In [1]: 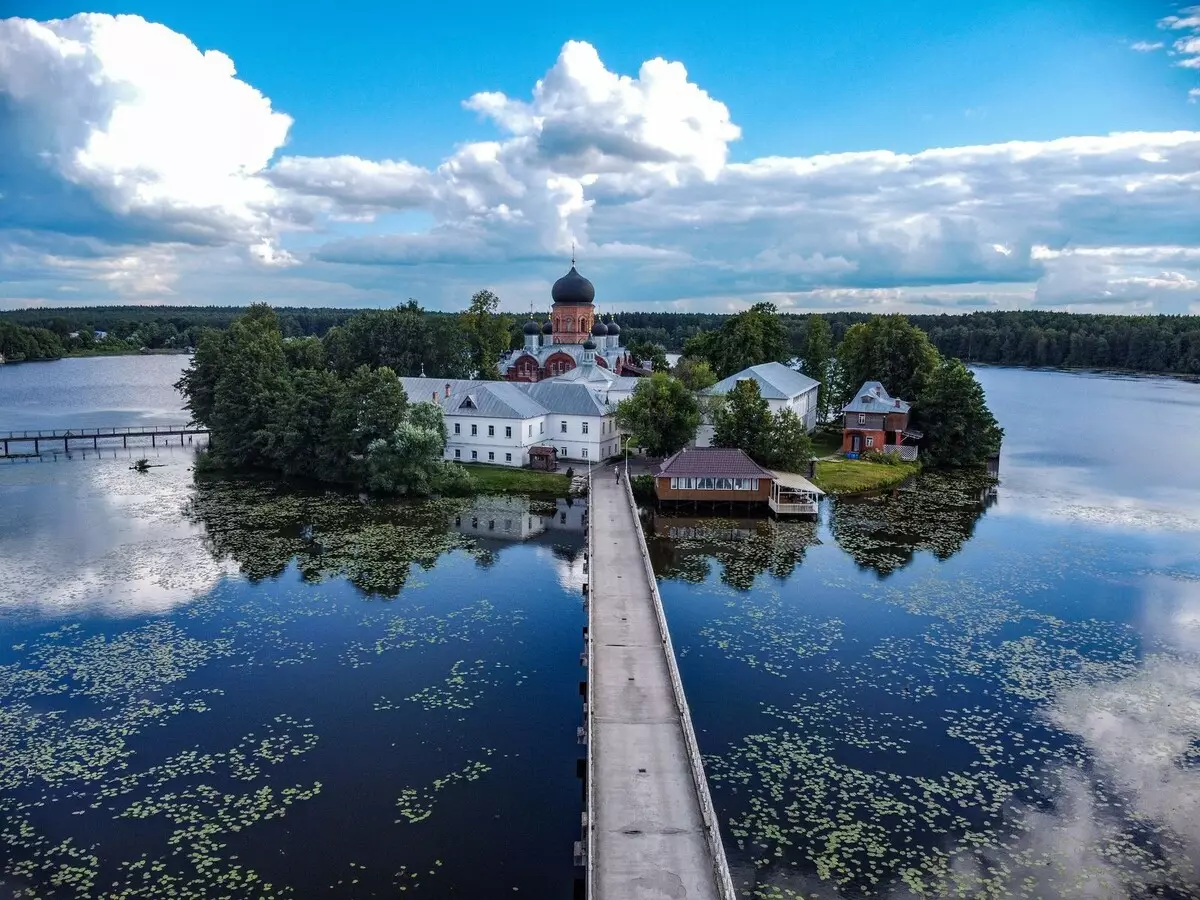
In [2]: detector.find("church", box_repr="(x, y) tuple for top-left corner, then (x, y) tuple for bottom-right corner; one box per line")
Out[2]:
(498, 264), (636, 382)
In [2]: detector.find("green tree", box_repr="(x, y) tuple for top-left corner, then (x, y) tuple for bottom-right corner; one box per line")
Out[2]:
(835, 315), (939, 409)
(761, 409), (814, 472)
(262, 368), (348, 481)
(800, 314), (834, 421)
(628, 340), (669, 372)
(712, 379), (774, 462)
(682, 302), (789, 378)
(282, 336), (326, 370)
(460, 289), (511, 380)
(365, 402), (459, 495)
(615, 373), (701, 457)
(671, 357), (717, 391)
(916, 358), (1003, 468)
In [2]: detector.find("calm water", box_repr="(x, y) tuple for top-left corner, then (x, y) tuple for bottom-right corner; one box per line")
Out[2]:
(4, 358), (1200, 899)
(0, 357), (587, 898)
(651, 367), (1200, 899)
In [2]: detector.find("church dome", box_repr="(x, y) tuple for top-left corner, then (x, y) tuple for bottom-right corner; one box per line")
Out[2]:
(522, 319), (541, 335)
(591, 319), (608, 337)
(607, 319), (621, 336)
(542, 320), (553, 335)
(551, 266), (595, 305)
(582, 338), (597, 350)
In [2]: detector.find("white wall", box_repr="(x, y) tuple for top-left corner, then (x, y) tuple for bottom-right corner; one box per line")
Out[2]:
(444, 414), (544, 467)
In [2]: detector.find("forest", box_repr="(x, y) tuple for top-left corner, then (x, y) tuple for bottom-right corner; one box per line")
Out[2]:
(3, 305), (1199, 375)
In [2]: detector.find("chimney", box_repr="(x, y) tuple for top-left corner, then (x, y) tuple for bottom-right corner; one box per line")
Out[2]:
(894, 399), (900, 408)
(444, 383), (451, 398)
(432, 392), (438, 403)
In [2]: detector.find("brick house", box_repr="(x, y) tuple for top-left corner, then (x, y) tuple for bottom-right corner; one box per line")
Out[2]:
(840, 381), (922, 460)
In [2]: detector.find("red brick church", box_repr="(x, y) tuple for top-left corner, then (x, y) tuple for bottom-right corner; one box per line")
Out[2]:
(498, 265), (636, 382)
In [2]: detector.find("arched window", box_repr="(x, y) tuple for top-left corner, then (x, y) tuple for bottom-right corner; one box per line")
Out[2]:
(554, 316), (560, 332)
(579, 316), (587, 332)
(566, 319), (574, 332)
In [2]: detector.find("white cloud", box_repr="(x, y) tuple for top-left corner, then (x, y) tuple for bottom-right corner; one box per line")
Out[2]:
(1159, 5), (1200, 71)
(1131, 40), (1165, 51)
(2, 15), (1200, 313)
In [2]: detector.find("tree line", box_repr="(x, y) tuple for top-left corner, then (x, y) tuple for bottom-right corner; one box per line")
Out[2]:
(6, 304), (1199, 375)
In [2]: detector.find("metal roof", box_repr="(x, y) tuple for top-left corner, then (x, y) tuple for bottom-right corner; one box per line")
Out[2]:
(842, 381), (911, 415)
(521, 381), (611, 417)
(400, 377), (484, 405)
(703, 362), (819, 401)
(443, 381), (548, 419)
(768, 470), (824, 495)
(657, 448), (774, 479)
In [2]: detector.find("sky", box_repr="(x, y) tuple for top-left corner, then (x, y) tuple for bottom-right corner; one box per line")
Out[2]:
(1, 1), (1199, 315)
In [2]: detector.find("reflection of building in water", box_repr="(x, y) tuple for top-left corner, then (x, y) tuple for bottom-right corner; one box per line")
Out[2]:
(453, 496), (587, 541)
(452, 496), (589, 594)
(648, 512), (820, 589)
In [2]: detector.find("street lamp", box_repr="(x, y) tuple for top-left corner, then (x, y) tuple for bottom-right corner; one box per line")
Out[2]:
(623, 434), (636, 480)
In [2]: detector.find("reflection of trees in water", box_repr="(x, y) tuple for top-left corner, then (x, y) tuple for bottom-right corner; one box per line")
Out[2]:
(830, 471), (995, 577)
(184, 477), (479, 597)
(649, 515), (821, 591)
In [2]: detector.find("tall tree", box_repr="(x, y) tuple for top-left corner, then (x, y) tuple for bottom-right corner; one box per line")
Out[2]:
(460, 289), (511, 380)
(835, 315), (939, 409)
(682, 302), (790, 378)
(615, 373), (701, 457)
(672, 357), (717, 391)
(712, 379), (774, 461)
(916, 358), (1004, 468)
(761, 409), (814, 472)
(628, 340), (670, 372)
(800, 314), (834, 422)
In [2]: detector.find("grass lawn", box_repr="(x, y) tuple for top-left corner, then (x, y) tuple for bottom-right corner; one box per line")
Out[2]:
(812, 458), (920, 495)
(459, 463), (570, 495)
(810, 428), (844, 458)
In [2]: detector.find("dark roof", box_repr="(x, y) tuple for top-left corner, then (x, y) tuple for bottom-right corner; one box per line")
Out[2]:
(551, 266), (595, 305)
(542, 320), (553, 334)
(591, 319), (608, 336)
(582, 338), (596, 350)
(606, 319), (620, 335)
(657, 448), (774, 479)
(523, 319), (541, 335)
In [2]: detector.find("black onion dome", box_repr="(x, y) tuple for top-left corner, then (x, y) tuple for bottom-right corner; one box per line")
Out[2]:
(582, 338), (597, 350)
(607, 319), (621, 336)
(523, 319), (541, 335)
(591, 319), (608, 337)
(551, 266), (595, 304)
(542, 320), (553, 335)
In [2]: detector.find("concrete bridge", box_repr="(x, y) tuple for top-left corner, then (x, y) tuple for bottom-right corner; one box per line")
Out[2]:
(581, 468), (735, 899)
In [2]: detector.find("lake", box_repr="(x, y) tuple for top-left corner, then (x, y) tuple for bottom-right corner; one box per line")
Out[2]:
(651, 366), (1200, 899)
(2, 357), (1199, 899)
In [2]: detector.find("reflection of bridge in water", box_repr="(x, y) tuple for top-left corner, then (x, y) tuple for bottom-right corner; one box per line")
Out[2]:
(581, 471), (735, 900)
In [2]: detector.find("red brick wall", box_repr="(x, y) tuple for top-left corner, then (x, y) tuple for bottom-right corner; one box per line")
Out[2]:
(841, 430), (887, 453)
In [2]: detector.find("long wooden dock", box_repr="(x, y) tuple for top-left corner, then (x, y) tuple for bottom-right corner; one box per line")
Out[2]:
(582, 469), (734, 900)
(1, 424), (208, 456)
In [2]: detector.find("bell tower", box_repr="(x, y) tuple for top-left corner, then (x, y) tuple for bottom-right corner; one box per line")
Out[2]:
(549, 262), (596, 346)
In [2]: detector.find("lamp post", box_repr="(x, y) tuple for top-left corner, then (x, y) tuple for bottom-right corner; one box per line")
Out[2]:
(623, 434), (636, 480)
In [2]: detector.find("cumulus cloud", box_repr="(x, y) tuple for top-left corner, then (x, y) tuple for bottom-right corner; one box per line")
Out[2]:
(2, 14), (1200, 312)
(1159, 5), (1200, 69)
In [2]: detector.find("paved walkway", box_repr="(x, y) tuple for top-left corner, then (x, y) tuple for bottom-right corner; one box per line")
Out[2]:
(588, 469), (727, 900)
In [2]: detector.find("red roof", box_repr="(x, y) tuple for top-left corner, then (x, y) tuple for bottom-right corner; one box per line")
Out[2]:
(657, 448), (774, 479)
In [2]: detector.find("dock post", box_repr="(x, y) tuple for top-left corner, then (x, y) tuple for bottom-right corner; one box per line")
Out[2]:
(151, 435), (156, 447)
(123, 435), (127, 448)
(180, 433), (184, 446)
(34, 438), (39, 454)
(93, 436), (98, 449)
(64, 436), (69, 451)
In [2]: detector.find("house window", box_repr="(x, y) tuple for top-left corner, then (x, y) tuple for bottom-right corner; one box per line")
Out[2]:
(560, 421), (567, 433)
(454, 449), (461, 459)
(866, 436), (874, 448)
(505, 453), (512, 462)
(505, 426), (512, 438)
(472, 450), (478, 460)
(561, 447), (568, 456)
(471, 424), (478, 436)
(454, 423), (461, 434)
(858, 413), (866, 425)
(582, 449), (588, 458)
(488, 451), (495, 461)
(540, 422), (544, 434)
(528, 425), (533, 437)
(488, 425), (494, 437)
(582, 422), (589, 434)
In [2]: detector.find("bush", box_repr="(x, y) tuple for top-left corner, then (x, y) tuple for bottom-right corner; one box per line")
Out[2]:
(862, 448), (907, 466)
(630, 474), (656, 504)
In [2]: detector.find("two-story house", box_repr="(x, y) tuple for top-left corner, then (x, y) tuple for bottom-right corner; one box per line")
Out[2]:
(694, 362), (820, 447)
(840, 381), (922, 460)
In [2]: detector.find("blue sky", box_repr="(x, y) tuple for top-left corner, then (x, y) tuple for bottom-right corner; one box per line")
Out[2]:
(2, 1), (1199, 313)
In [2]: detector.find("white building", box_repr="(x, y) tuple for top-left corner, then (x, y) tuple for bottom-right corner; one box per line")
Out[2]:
(401, 357), (624, 468)
(694, 362), (820, 447)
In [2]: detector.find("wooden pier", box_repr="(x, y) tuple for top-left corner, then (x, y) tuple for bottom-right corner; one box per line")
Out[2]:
(1, 424), (208, 457)
(581, 468), (734, 900)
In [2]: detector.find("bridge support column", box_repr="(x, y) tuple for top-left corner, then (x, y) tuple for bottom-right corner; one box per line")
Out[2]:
(64, 436), (69, 451)
(34, 439), (39, 454)
(151, 435), (156, 447)
(93, 436), (98, 449)
(123, 435), (127, 448)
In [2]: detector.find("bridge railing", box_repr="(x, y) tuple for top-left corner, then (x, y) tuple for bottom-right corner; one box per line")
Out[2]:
(621, 475), (737, 900)
(585, 467), (597, 899)
(1, 424), (205, 440)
